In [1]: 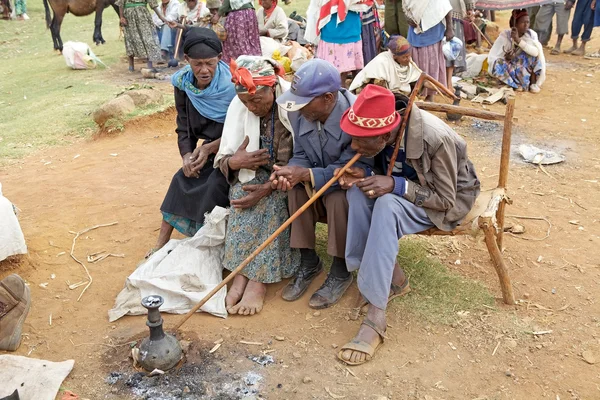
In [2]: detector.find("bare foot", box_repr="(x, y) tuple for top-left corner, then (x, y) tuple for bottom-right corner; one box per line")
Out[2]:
(339, 306), (386, 364)
(563, 46), (577, 54)
(572, 46), (586, 56)
(550, 46), (560, 55)
(230, 280), (267, 316)
(226, 275), (248, 313)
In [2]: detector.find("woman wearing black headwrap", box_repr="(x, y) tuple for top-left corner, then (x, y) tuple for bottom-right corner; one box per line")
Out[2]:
(147, 28), (237, 257)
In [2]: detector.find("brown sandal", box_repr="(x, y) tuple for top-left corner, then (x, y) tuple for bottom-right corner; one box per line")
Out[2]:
(337, 318), (386, 366)
(349, 278), (411, 321)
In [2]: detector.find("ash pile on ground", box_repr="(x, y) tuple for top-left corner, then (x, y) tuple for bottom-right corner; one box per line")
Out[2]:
(104, 340), (268, 400)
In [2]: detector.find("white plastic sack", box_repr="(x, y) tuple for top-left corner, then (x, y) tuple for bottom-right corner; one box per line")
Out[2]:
(0, 355), (74, 400)
(0, 183), (27, 262)
(442, 37), (463, 62)
(260, 36), (291, 59)
(62, 41), (105, 70)
(108, 207), (229, 322)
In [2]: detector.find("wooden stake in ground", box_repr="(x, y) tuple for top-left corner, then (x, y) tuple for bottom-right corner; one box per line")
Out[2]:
(172, 153), (362, 331)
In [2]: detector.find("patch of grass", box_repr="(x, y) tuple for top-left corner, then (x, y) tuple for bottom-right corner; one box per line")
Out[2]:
(391, 237), (494, 323)
(316, 224), (493, 323)
(0, 3), (172, 162)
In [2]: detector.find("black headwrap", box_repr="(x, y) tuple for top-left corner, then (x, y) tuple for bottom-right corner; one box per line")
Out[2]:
(183, 27), (222, 59)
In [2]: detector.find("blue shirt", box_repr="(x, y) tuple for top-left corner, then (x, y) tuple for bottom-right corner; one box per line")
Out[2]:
(321, 12), (362, 44)
(407, 22), (445, 48)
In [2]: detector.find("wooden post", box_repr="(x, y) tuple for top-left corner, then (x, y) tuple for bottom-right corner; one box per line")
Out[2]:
(414, 102), (505, 121)
(481, 220), (515, 305)
(172, 153), (362, 331)
(496, 97), (515, 250)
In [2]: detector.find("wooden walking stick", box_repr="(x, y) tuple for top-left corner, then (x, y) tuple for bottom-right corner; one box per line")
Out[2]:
(174, 28), (183, 60)
(386, 73), (459, 176)
(471, 21), (493, 47)
(172, 152), (363, 331)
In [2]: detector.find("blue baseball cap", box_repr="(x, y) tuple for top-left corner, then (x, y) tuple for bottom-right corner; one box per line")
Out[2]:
(277, 59), (342, 112)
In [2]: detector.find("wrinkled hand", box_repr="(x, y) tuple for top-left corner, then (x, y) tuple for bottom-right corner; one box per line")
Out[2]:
(120, 16), (128, 26)
(190, 145), (209, 173)
(182, 153), (198, 178)
(228, 136), (270, 171)
(211, 13), (220, 24)
(269, 165), (310, 191)
(334, 166), (366, 190)
(356, 176), (395, 199)
(230, 183), (272, 209)
(445, 27), (455, 41)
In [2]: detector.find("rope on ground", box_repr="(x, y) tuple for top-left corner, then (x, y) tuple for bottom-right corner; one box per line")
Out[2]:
(69, 222), (118, 301)
(505, 215), (551, 241)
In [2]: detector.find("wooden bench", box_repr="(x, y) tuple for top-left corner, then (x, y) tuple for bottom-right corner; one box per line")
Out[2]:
(414, 98), (516, 305)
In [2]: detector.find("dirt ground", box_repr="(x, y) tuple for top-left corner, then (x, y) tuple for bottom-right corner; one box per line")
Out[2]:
(2, 41), (600, 400)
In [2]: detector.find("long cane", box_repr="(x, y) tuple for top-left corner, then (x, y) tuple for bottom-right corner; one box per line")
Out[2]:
(174, 27), (183, 60)
(386, 73), (458, 176)
(172, 152), (362, 331)
(471, 21), (493, 47)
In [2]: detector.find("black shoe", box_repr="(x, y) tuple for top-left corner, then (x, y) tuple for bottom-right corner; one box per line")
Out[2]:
(308, 273), (353, 309)
(282, 260), (323, 301)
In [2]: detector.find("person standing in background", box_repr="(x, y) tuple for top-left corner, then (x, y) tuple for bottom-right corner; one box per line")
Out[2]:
(385, 0), (408, 37)
(216, 0), (262, 63)
(533, 1), (573, 54)
(565, 0), (595, 56)
(446, 0), (474, 89)
(404, 0), (452, 100)
(361, 3), (381, 65)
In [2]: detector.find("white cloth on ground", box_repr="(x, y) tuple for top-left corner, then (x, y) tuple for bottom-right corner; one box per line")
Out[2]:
(0, 355), (74, 400)
(487, 29), (546, 87)
(349, 51), (422, 94)
(0, 183), (27, 262)
(402, 0), (452, 33)
(257, 6), (289, 41)
(215, 77), (292, 184)
(108, 207), (229, 321)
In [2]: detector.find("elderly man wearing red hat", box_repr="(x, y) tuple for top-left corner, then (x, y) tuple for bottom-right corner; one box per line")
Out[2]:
(335, 84), (480, 365)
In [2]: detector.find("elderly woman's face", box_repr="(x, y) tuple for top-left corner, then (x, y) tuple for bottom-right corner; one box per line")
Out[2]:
(186, 55), (221, 89)
(393, 53), (411, 67)
(238, 87), (275, 117)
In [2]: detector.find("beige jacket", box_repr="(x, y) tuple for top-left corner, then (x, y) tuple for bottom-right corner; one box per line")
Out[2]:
(402, 106), (480, 231)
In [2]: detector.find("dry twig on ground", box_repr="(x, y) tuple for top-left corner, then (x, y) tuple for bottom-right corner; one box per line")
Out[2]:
(506, 215), (551, 241)
(69, 222), (118, 301)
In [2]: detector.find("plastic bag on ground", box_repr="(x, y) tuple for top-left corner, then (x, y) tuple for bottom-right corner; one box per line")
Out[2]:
(62, 41), (106, 70)
(108, 207), (229, 322)
(0, 183), (27, 262)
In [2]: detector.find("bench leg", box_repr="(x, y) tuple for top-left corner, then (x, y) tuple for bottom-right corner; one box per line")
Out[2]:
(482, 222), (516, 305)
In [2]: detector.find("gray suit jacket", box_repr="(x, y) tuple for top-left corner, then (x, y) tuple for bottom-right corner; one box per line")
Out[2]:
(287, 89), (371, 193)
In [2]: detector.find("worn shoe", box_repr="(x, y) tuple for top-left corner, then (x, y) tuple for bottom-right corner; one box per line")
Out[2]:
(282, 260), (323, 301)
(308, 273), (353, 309)
(0, 274), (31, 351)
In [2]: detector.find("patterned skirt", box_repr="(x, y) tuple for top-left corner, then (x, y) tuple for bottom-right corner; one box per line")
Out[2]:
(123, 6), (162, 61)
(223, 169), (300, 283)
(411, 40), (447, 96)
(317, 39), (364, 73)
(222, 8), (262, 64)
(492, 52), (542, 90)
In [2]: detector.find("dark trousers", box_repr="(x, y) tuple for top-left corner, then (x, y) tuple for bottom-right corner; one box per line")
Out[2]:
(571, 0), (594, 42)
(288, 186), (348, 258)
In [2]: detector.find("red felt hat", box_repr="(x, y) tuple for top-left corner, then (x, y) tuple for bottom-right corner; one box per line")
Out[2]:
(340, 84), (401, 137)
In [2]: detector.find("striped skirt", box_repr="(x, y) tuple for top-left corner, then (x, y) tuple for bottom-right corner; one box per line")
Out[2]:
(411, 40), (447, 96)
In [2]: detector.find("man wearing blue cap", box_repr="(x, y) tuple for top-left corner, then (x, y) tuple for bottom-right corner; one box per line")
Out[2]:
(271, 59), (369, 309)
